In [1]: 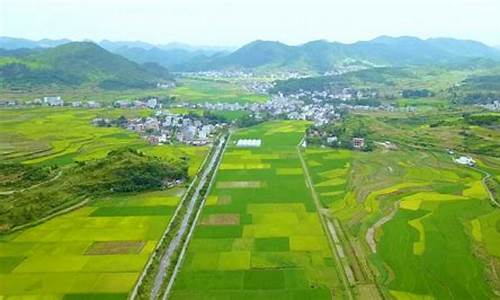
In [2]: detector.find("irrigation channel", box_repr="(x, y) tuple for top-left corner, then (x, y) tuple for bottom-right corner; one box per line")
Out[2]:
(297, 138), (385, 299)
(296, 139), (356, 300)
(133, 133), (229, 300)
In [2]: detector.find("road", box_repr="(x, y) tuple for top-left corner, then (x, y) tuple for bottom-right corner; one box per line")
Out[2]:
(150, 136), (227, 300)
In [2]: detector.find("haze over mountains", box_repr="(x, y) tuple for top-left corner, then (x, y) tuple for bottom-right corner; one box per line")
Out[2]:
(1, 35), (500, 89)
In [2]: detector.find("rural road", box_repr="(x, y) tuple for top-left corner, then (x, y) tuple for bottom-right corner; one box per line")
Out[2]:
(150, 136), (227, 300)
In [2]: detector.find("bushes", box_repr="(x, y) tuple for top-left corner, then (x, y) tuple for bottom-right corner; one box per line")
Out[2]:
(0, 162), (55, 190)
(73, 148), (187, 194)
(0, 148), (188, 232)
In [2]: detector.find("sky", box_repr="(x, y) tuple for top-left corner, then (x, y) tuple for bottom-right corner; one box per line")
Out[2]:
(1, 0), (499, 47)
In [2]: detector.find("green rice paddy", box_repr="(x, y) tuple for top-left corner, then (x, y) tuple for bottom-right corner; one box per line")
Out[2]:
(170, 121), (344, 299)
(0, 107), (209, 299)
(304, 146), (500, 299)
(0, 189), (183, 299)
(170, 79), (268, 104)
(0, 108), (207, 171)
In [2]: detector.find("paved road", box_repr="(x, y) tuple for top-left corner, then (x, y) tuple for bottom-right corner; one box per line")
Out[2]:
(150, 137), (227, 300)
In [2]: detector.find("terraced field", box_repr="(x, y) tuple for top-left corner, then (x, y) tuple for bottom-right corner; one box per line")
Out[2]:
(0, 108), (207, 171)
(304, 147), (500, 298)
(170, 121), (346, 299)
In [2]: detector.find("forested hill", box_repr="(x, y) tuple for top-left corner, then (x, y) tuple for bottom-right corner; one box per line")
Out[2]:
(175, 37), (500, 72)
(0, 42), (173, 90)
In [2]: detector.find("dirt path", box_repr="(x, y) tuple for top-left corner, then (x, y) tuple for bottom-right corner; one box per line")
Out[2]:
(365, 201), (400, 253)
(8, 197), (89, 233)
(0, 170), (63, 195)
(472, 166), (499, 208)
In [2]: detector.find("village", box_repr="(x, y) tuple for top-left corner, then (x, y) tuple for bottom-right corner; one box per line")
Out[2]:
(93, 109), (225, 146)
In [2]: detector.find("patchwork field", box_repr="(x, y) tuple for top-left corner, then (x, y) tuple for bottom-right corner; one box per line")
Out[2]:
(0, 189), (186, 299)
(170, 121), (345, 299)
(304, 147), (500, 298)
(0, 107), (209, 299)
(170, 78), (268, 104)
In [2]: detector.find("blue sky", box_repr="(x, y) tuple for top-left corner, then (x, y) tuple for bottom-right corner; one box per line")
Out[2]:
(1, 0), (499, 46)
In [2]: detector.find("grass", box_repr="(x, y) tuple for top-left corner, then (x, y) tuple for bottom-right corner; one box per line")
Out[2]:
(170, 121), (343, 299)
(170, 78), (268, 104)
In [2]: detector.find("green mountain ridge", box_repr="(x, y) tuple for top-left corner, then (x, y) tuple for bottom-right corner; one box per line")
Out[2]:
(176, 37), (500, 72)
(0, 42), (172, 90)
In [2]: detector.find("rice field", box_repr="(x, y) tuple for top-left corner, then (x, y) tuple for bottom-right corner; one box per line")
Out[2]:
(0, 107), (209, 299)
(0, 108), (207, 171)
(304, 146), (500, 298)
(170, 121), (345, 299)
(0, 189), (186, 299)
(170, 78), (268, 104)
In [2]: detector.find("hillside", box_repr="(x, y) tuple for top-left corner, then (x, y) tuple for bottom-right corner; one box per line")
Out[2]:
(176, 36), (500, 72)
(0, 148), (188, 232)
(0, 42), (173, 90)
(111, 46), (217, 69)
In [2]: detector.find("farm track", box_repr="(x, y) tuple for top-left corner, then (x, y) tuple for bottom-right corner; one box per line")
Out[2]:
(7, 196), (89, 233)
(297, 141), (355, 300)
(144, 135), (228, 300)
(0, 170), (63, 195)
(365, 201), (400, 254)
(472, 166), (500, 207)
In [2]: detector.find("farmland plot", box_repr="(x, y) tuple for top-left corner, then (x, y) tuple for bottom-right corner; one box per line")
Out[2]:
(170, 121), (344, 299)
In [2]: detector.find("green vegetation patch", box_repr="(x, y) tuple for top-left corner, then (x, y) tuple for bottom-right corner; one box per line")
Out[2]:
(0, 256), (25, 273)
(63, 293), (129, 300)
(89, 205), (175, 217)
(243, 269), (286, 290)
(254, 237), (290, 252)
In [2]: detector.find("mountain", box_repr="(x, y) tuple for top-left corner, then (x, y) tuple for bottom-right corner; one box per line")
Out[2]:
(0, 42), (172, 89)
(175, 36), (500, 72)
(0, 37), (70, 50)
(2, 36), (499, 74)
(110, 46), (217, 70)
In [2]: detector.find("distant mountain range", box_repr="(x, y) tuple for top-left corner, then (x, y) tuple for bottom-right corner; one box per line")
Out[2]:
(0, 42), (172, 89)
(175, 36), (500, 72)
(1, 36), (500, 74)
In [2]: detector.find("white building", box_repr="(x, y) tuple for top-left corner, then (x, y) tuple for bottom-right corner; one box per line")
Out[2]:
(455, 156), (475, 166)
(146, 98), (158, 109)
(236, 139), (262, 147)
(43, 96), (64, 106)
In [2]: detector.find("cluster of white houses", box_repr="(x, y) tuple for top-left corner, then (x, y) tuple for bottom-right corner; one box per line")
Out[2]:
(96, 110), (224, 146)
